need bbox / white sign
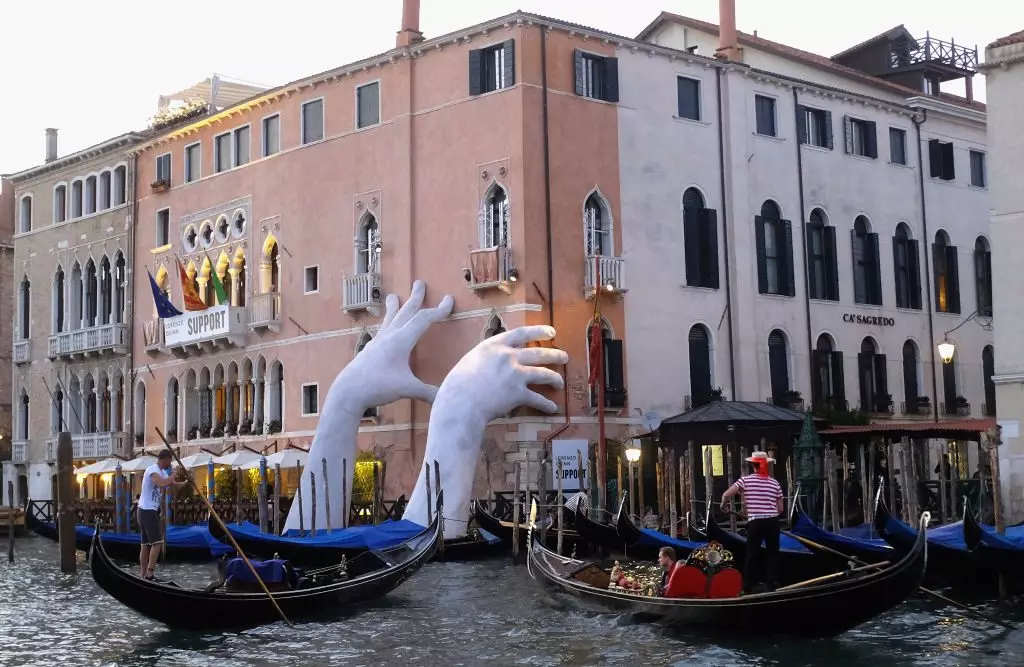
[164,304,232,346]
[551,439,590,491]
[999,420,1019,439]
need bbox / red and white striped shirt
[735,474,783,519]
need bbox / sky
[1,0,1017,176]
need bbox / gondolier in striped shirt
[720,451,783,594]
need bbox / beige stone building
[3,131,142,503]
[0,177,15,470]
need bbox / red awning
[820,418,996,439]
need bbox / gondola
[789,496,893,564]
[90,492,443,630]
[471,500,579,553]
[528,504,929,638]
[614,498,704,560]
[961,502,1024,590]
[573,502,625,555]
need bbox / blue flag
[148,270,183,319]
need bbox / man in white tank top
[138,450,187,579]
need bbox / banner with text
[163,304,231,347]
[551,439,590,492]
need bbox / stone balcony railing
[584,255,626,297]
[48,323,129,359]
[467,246,513,293]
[343,272,382,311]
[45,432,131,461]
[250,292,282,330]
[11,440,28,464]
[13,339,31,365]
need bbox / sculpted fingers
[491,325,556,349]
[520,366,565,389]
[516,347,568,367]
[381,293,402,329]
[404,294,455,340]
[521,389,559,414]
[390,280,426,329]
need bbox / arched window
[768,330,790,401]
[755,200,793,296]
[98,171,111,210]
[933,231,961,314]
[852,216,881,305]
[18,389,29,440]
[480,184,510,248]
[53,185,67,223]
[983,346,995,416]
[262,237,280,294]
[587,319,625,408]
[84,175,97,215]
[902,341,921,408]
[99,256,112,325]
[70,180,83,218]
[113,166,127,206]
[70,262,83,329]
[688,324,713,407]
[167,377,180,440]
[84,259,97,326]
[858,337,889,413]
[683,188,718,289]
[357,212,380,275]
[18,276,30,341]
[134,382,146,443]
[941,350,959,415]
[52,388,64,435]
[584,192,613,257]
[812,334,845,409]
[806,208,838,301]
[484,314,506,338]
[53,265,65,333]
[974,237,993,317]
[114,253,126,322]
[893,224,921,309]
[18,195,32,234]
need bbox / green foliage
[813,404,871,426]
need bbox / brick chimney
[45,128,59,163]
[396,0,424,48]
[714,0,743,62]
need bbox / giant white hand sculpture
[283,280,454,532]
[403,325,568,538]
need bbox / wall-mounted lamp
[372,241,383,254]
[508,267,519,283]
[624,439,642,463]
[604,278,616,292]
[462,268,472,283]
[938,337,956,364]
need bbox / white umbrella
[177,452,217,469]
[120,456,157,473]
[74,457,124,475]
[240,449,308,471]
[213,449,261,469]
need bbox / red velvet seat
[664,563,708,599]
[707,568,743,599]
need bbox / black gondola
[614,499,703,560]
[471,499,577,553]
[961,502,1024,590]
[89,493,443,630]
[789,496,893,564]
[573,503,625,555]
[528,507,930,638]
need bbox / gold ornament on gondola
[686,541,733,573]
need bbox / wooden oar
[155,428,293,627]
[776,561,889,591]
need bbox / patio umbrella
[213,449,261,469]
[120,456,157,473]
[74,457,124,475]
[176,452,217,469]
[240,449,308,470]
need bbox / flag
[176,259,207,311]
[205,254,229,305]
[147,270,182,319]
[587,256,604,391]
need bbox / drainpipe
[792,89,814,397]
[913,108,940,422]
[541,26,555,329]
[715,68,737,398]
[126,151,138,452]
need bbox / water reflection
[0,536,1020,666]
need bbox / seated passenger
[655,546,676,596]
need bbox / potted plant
[875,393,894,414]
[211,424,225,438]
[268,420,282,435]
[955,395,970,416]
[252,420,263,434]
[708,387,725,401]
[187,425,199,441]
[199,423,212,439]
[238,418,252,436]
[150,179,170,193]
[167,428,178,443]
[780,389,803,410]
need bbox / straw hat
[745,451,776,464]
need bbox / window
[798,106,832,149]
[932,231,960,313]
[754,95,776,137]
[357,213,380,274]
[84,176,97,215]
[974,237,993,317]
[677,77,701,121]
[983,346,996,415]
[851,216,881,305]
[304,266,319,294]
[928,139,955,180]
[301,99,324,144]
[970,150,986,188]
[858,338,889,412]
[584,193,613,257]
[892,224,922,309]
[587,320,626,409]
[113,166,127,205]
[942,351,958,414]
[484,314,506,338]
[755,201,794,296]
[688,324,713,407]
[470,41,515,95]
[768,330,790,401]
[18,196,32,233]
[234,126,251,167]
[98,172,111,210]
[301,384,319,417]
[806,208,838,301]
[573,50,619,103]
[53,185,66,223]
[214,133,232,173]
[902,341,920,404]
[357,82,380,128]
[812,334,845,408]
[844,116,878,158]
[480,185,509,248]
[682,188,718,288]
[185,143,201,183]
[18,276,30,340]
[889,128,907,165]
[262,114,280,157]
[156,209,170,247]
[156,153,172,184]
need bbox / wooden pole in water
[687,441,697,525]
[656,447,664,524]
[677,451,686,533]
[841,444,849,529]
[950,441,961,521]
[341,458,348,528]
[512,462,522,562]
[822,449,830,528]
[273,463,282,535]
[937,442,948,523]
[726,443,736,533]
[434,459,444,556]
[859,444,869,530]
[56,432,76,573]
[372,461,381,524]
[310,471,318,534]
[576,448,585,516]
[977,439,988,520]
[668,449,677,538]
[424,464,433,525]
[258,457,269,533]
[296,460,305,535]
[556,458,564,555]
[868,441,877,519]
[628,455,637,523]
[7,481,15,563]
[321,458,332,533]
[234,468,243,525]
[987,428,1007,600]
[703,446,713,527]
[617,455,625,517]
[887,439,896,518]
[829,450,840,533]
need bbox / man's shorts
[138,509,163,546]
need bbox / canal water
[1,536,1022,667]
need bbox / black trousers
[744,517,780,591]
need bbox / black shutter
[812,349,825,404]
[824,225,839,300]
[684,211,701,286]
[908,239,922,309]
[942,142,955,180]
[865,121,878,159]
[573,49,586,96]
[604,57,620,103]
[852,230,866,304]
[781,220,795,296]
[874,354,889,403]
[824,111,834,149]
[469,49,483,96]
[892,236,904,308]
[929,139,942,178]
[503,40,516,87]
[932,242,943,310]
[866,232,881,305]
[605,339,625,392]
[903,351,918,402]
[844,115,854,154]
[832,351,846,401]
[700,208,719,289]
[755,216,768,294]
[796,106,808,145]
[805,224,818,297]
[946,245,961,313]
[858,352,873,410]
[942,360,957,406]
[689,331,712,403]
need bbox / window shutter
[683,211,701,286]
[903,350,918,401]
[866,232,881,305]
[469,49,483,96]
[941,142,955,180]
[824,111,834,149]
[892,236,904,308]
[907,239,922,309]
[932,242,942,310]
[604,57,620,103]
[928,139,942,177]
[811,349,825,404]
[858,352,872,410]
[824,225,839,300]
[700,208,719,289]
[796,106,808,145]
[874,354,889,401]
[805,225,818,297]
[604,339,625,392]
[781,219,795,296]
[844,115,854,154]
[831,351,846,401]
[946,245,961,313]
[852,230,866,304]
[573,49,586,96]
[864,121,878,158]
[502,40,516,87]
[755,216,768,294]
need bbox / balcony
[768,395,805,412]
[901,399,932,416]
[45,432,130,461]
[161,305,248,355]
[941,401,972,417]
[11,440,28,464]
[13,339,31,365]
[143,318,164,354]
[48,323,129,359]
[250,292,282,331]
[861,399,895,416]
[584,256,626,298]
[813,398,849,414]
[888,35,978,75]
[343,272,383,312]
[466,247,513,293]
[590,388,628,411]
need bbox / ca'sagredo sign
[551,439,590,491]
[163,305,232,346]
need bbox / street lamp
[624,440,641,520]
[938,337,956,364]
[625,440,642,463]
[936,310,992,364]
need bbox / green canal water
[0,536,1021,666]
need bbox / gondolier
[139,450,187,579]
[720,451,783,593]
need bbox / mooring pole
[512,462,522,563]
[56,432,76,573]
[259,456,269,533]
[556,459,564,555]
[321,458,331,533]
[341,458,348,528]
[8,481,15,563]
[273,463,282,535]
